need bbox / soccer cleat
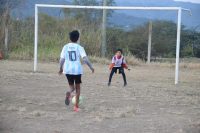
[108,82,111,86]
[73,106,79,112]
[65,92,71,106]
[124,82,127,87]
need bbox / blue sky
[174,0,200,3]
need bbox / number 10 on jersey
[68,51,77,61]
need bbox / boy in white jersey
[59,30,94,112]
[108,49,129,87]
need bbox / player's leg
[74,83,80,111]
[74,75,82,112]
[69,84,75,93]
[120,68,127,86]
[65,74,75,105]
[108,67,116,86]
[66,84,76,102]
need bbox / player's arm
[109,63,115,70]
[59,58,65,75]
[109,56,115,70]
[58,46,65,75]
[83,56,94,73]
[79,46,94,73]
[122,57,130,70]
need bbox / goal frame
[34,4,191,84]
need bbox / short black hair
[69,30,79,42]
[116,49,123,54]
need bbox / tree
[0,0,24,58]
[181,29,200,57]
[63,0,115,56]
[63,0,115,25]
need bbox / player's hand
[109,66,113,70]
[58,69,63,75]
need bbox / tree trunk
[4,26,8,58]
[3,4,9,58]
[101,0,107,57]
[147,21,152,63]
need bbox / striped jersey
[60,43,87,75]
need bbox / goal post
[34,4,191,84]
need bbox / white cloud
[174,0,200,4]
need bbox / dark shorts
[65,74,82,85]
[112,67,124,74]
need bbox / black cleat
[124,82,127,87]
[65,92,71,106]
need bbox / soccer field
[0,60,200,133]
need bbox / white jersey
[112,55,125,67]
[60,43,87,75]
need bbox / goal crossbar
[34,4,191,84]
[35,4,190,11]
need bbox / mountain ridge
[11,0,200,29]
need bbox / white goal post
[34,4,191,84]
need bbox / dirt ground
[0,60,200,133]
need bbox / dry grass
[179,62,200,69]
[147,62,200,69]
[125,55,144,66]
[6,52,200,69]
[89,56,200,69]
[0,60,199,133]
[147,58,200,69]
[89,56,110,65]
[89,55,144,66]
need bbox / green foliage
[0,0,24,58]
[8,17,34,59]
[151,21,176,57]
[106,21,176,60]
[182,44,193,57]
[6,14,200,61]
[180,29,200,58]
[0,0,199,61]
[63,0,115,24]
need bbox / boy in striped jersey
[108,49,129,87]
[59,30,94,112]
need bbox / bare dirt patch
[0,60,200,133]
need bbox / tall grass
[5,14,200,70]
[148,61,200,69]
[125,55,144,66]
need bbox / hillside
[11,0,200,29]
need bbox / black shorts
[65,74,82,85]
[112,67,124,74]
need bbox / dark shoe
[124,82,127,87]
[108,82,111,86]
[65,92,71,106]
